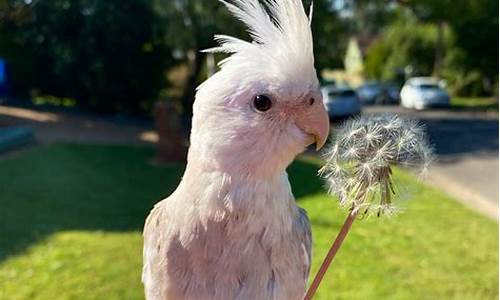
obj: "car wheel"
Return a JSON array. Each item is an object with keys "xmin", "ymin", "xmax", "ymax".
[
  {"xmin": 401, "ymin": 98, "xmax": 412, "ymax": 109},
  {"xmin": 414, "ymin": 101, "xmax": 425, "ymax": 110}
]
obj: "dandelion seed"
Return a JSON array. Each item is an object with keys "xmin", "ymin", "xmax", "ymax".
[{"xmin": 321, "ymin": 114, "xmax": 434, "ymax": 217}]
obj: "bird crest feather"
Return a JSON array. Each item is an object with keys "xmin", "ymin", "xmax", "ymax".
[{"xmin": 204, "ymin": 0, "xmax": 318, "ymax": 90}]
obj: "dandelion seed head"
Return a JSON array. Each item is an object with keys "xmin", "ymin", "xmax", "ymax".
[{"xmin": 321, "ymin": 114, "xmax": 434, "ymax": 217}]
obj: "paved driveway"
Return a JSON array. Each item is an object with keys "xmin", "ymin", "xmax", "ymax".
[
  {"xmin": 0, "ymin": 105, "xmax": 158, "ymax": 146},
  {"xmin": 362, "ymin": 106, "xmax": 498, "ymax": 219}
]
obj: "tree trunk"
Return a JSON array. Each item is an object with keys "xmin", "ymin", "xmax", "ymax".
[
  {"xmin": 433, "ymin": 21, "xmax": 445, "ymax": 77},
  {"xmin": 180, "ymin": 50, "xmax": 206, "ymax": 128}
]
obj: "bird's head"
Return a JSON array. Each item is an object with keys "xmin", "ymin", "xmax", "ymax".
[{"xmin": 188, "ymin": 0, "xmax": 329, "ymax": 179}]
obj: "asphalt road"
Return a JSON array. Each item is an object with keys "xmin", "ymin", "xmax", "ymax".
[{"xmin": 362, "ymin": 105, "xmax": 499, "ymax": 219}]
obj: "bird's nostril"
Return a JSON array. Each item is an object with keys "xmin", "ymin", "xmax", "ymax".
[{"xmin": 309, "ymin": 98, "xmax": 315, "ymax": 106}]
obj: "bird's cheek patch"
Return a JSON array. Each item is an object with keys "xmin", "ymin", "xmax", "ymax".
[
  {"xmin": 277, "ymin": 109, "xmax": 288, "ymax": 120},
  {"xmin": 281, "ymin": 102, "xmax": 305, "ymax": 120}
]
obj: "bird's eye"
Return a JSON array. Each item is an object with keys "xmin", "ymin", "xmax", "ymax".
[{"xmin": 253, "ymin": 95, "xmax": 272, "ymax": 112}]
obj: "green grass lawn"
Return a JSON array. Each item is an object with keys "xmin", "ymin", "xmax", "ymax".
[
  {"xmin": 0, "ymin": 143, "xmax": 497, "ymax": 300},
  {"xmin": 451, "ymin": 97, "xmax": 499, "ymax": 112}
]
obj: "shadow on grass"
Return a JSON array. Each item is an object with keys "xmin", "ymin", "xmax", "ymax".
[
  {"xmin": 0, "ymin": 143, "xmax": 324, "ymax": 262},
  {"xmin": 288, "ymin": 156, "xmax": 324, "ymax": 199}
]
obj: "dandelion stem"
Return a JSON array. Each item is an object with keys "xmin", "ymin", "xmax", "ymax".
[{"xmin": 303, "ymin": 208, "xmax": 359, "ymax": 300}]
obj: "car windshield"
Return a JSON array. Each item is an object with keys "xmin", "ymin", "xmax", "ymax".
[
  {"xmin": 417, "ymin": 84, "xmax": 440, "ymax": 89},
  {"xmin": 329, "ymin": 90, "xmax": 356, "ymax": 97}
]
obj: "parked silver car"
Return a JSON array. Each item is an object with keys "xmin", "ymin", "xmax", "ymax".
[
  {"xmin": 357, "ymin": 82, "xmax": 400, "ymax": 105},
  {"xmin": 321, "ymin": 85, "xmax": 362, "ymax": 118},
  {"xmin": 357, "ymin": 82, "xmax": 382, "ymax": 105},
  {"xmin": 400, "ymin": 77, "xmax": 450, "ymax": 110}
]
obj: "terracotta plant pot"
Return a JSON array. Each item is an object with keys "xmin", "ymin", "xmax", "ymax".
[{"xmin": 153, "ymin": 101, "xmax": 187, "ymax": 164}]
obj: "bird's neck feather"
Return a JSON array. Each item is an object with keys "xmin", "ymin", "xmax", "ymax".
[
  {"xmin": 180, "ymin": 89, "xmax": 300, "ymax": 229},
  {"xmin": 179, "ymin": 165, "xmax": 297, "ymax": 233}
]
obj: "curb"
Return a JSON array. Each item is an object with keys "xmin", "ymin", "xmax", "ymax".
[{"xmin": 428, "ymin": 170, "xmax": 498, "ymax": 221}]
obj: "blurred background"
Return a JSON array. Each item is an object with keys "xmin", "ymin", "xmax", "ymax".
[{"xmin": 0, "ymin": 0, "xmax": 498, "ymax": 299}]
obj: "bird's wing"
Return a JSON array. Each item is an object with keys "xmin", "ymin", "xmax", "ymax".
[
  {"xmin": 142, "ymin": 200, "xmax": 170, "ymax": 300},
  {"xmin": 296, "ymin": 207, "xmax": 312, "ymax": 284}
]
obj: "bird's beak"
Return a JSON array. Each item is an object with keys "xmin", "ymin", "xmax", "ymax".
[{"xmin": 296, "ymin": 98, "xmax": 330, "ymax": 151}]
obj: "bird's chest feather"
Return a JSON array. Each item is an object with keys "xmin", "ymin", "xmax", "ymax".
[{"xmin": 143, "ymin": 172, "xmax": 310, "ymax": 300}]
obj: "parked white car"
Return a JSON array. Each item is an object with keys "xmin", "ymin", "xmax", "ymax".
[
  {"xmin": 321, "ymin": 85, "xmax": 362, "ymax": 118},
  {"xmin": 400, "ymin": 77, "xmax": 450, "ymax": 110}
]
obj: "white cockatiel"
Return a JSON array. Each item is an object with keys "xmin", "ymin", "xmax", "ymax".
[{"xmin": 142, "ymin": 0, "xmax": 329, "ymax": 299}]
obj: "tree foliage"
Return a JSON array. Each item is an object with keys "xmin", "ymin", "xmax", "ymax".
[
  {"xmin": 151, "ymin": 0, "xmax": 245, "ymax": 118},
  {"xmin": 2, "ymin": 0, "xmax": 173, "ymax": 113},
  {"xmin": 0, "ymin": 0, "xmax": 496, "ymax": 113},
  {"xmin": 0, "ymin": 0, "xmax": 348, "ymax": 114},
  {"xmin": 307, "ymin": 0, "xmax": 349, "ymax": 72},
  {"xmin": 363, "ymin": 0, "xmax": 498, "ymax": 96},
  {"xmin": 364, "ymin": 20, "xmax": 452, "ymax": 83}
]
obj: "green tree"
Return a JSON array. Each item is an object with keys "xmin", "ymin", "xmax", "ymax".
[
  {"xmin": 341, "ymin": 0, "xmax": 398, "ymax": 37},
  {"xmin": 1, "ymin": 0, "xmax": 173, "ymax": 113},
  {"xmin": 0, "ymin": 0, "xmax": 36, "ymax": 96},
  {"xmin": 394, "ymin": 0, "xmax": 498, "ymax": 95},
  {"xmin": 152, "ymin": 0, "xmax": 243, "ymax": 119},
  {"xmin": 34, "ymin": 0, "xmax": 173, "ymax": 112},
  {"xmin": 361, "ymin": 0, "xmax": 498, "ymax": 96},
  {"xmin": 364, "ymin": 20, "xmax": 453, "ymax": 84}
]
